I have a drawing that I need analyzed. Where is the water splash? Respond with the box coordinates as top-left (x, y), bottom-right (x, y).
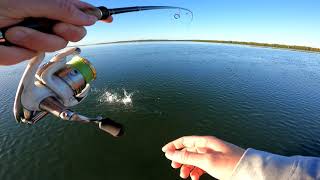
top-left (99, 89), bottom-right (134, 105)
top-left (122, 90), bottom-right (133, 104)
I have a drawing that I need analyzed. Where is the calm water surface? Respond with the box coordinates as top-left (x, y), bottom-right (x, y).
top-left (1, 42), bottom-right (320, 180)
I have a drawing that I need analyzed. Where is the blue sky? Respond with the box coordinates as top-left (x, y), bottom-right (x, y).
top-left (75, 0), bottom-right (320, 47)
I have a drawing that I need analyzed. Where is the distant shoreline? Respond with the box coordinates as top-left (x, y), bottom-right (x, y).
top-left (74, 40), bottom-right (320, 53)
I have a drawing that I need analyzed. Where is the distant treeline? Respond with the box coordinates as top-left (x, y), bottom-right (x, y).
top-left (192, 40), bottom-right (320, 53)
top-left (77, 40), bottom-right (320, 53)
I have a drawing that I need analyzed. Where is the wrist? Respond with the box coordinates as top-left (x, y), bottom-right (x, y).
top-left (229, 148), bottom-right (250, 178)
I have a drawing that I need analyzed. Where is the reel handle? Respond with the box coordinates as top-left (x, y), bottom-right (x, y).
top-left (99, 118), bottom-right (124, 137)
top-left (0, 7), bottom-right (110, 46)
top-left (40, 97), bottom-right (124, 137)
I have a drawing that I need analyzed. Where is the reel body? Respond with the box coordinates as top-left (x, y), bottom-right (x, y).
top-left (13, 47), bottom-right (123, 137)
top-left (2, 4), bottom-right (194, 137)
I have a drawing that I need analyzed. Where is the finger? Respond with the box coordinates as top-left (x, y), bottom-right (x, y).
top-left (165, 150), bottom-right (207, 166)
top-left (162, 136), bottom-right (209, 152)
top-left (0, 46), bottom-right (35, 65)
top-left (170, 147), bottom-right (188, 169)
top-left (75, 1), bottom-right (96, 9)
top-left (163, 136), bottom-right (234, 153)
top-left (5, 26), bottom-right (67, 52)
top-left (0, 18), bottom-right (22, 28)
top-left (171, 161), bottom-right (182, 169)
top-left (102, 16), bottom-right (113, 23)
top-left (12, 0), bottom-right (97, 26)
top-left (196, 147), bottom-right (214, 154)
top-left (172, 148), bottom-right (189, 169)
top-left (190, 167), bottom-right (205, 180)
top-left (180, 165), bottom-right (194, 179)
top-left (53, 23), bottom-right (87, 42)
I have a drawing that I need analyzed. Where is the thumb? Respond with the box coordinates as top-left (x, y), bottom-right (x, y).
top-left (165, 150), bottom-right (207, 166)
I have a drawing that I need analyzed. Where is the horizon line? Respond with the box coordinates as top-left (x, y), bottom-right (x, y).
top-left (69, 40), bottom-right (320, 53)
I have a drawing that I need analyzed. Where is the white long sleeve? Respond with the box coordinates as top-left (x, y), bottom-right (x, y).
top-left (231, 148), bottom-right (320, 180)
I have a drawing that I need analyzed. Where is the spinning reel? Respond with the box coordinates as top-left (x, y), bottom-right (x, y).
top-left (13, 47), bottom-right (124, 137)
top-left (0, 4), bottom-right (193, 137)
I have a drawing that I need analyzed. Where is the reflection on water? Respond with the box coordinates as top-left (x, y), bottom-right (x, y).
top-left (1, 42), bottom-right (320, 180)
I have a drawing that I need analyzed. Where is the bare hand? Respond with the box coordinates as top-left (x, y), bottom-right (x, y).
top-left (0, 0), bottom-right (112, 65)
top-left (162, 136), bottom-right (245, 180)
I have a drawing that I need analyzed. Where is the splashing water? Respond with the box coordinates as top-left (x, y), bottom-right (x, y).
top-left (122, 90), bottom-right (133, 104)
top-left (99, 89), bottom-right (134, 105)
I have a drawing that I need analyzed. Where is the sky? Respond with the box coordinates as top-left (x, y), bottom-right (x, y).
top-left (74, 0), bottom-right (320, 47)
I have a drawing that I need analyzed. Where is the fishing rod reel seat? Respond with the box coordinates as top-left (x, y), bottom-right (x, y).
top-left (13, 47), bottom-right (123, 137)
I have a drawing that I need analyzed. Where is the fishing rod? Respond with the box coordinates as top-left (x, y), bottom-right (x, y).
top-left (0, 6), bottom-right (193, 46)
top-left (4, 5), bottom-right (193, 138)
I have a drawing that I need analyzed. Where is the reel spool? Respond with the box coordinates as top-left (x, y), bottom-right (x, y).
top-left (13, 47), bottom-right (124, 137)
